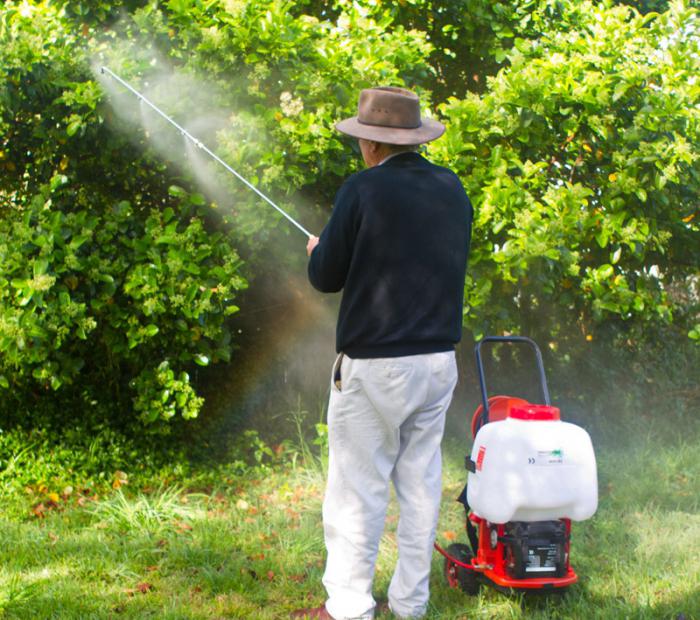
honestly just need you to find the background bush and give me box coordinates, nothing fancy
[0,0,697,432]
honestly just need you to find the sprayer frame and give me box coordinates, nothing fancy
[434,335,578,595]
[99,66,313,239]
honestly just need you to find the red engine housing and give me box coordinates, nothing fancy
[469,514,576,591]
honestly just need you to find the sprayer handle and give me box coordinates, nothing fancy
[474,336,551,428]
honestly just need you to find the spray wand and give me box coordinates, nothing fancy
[100,66,314,239]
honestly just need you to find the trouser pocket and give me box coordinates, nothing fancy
[331,352,345,392]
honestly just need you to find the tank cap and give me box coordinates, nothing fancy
[509,405,560,421]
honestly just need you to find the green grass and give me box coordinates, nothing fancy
[0,419,699,619]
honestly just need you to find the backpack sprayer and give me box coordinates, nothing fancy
[99,66,314,239]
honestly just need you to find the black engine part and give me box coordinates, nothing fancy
[500,520,568,579]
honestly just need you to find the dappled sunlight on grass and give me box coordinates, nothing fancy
[1,424,699,618]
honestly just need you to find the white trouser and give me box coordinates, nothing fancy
[322,351,458,620]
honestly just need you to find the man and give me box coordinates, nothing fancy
[295,87,472,620]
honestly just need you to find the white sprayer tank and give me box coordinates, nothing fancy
[467,405,598,524]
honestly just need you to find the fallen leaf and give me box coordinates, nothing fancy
[174,521,193,534]
[112,470,128,490]
[443,530,457,541]
[124,582,154,596]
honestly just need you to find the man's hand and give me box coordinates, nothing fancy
[307,235,320,256]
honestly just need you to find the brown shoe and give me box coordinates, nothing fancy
[290,604,335,619]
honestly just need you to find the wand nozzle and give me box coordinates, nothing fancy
[100,66,314,239]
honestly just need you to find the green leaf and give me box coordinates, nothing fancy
[66,118,81,136]
[189,193,206,206]
[50,174,69,191]
[194,354,209,366]
[69,234,89,249]
[594,230,609,248]
[144,324,159,337]
[0,375,9,389]
[33,259,49,277]
[597,264,614,280]
[168,185,187,198]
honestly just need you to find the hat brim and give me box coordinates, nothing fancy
[335,116,445,145]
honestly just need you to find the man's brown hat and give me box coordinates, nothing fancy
[335,87,445,145]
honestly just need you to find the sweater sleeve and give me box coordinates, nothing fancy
[307,178,359,293]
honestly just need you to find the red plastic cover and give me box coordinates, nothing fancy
[508,404,561,421]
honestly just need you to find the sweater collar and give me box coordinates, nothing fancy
[380,151,424,167]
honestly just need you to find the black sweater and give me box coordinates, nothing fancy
[308,152,472,358]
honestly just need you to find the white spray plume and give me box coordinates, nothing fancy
[96,62,313,237]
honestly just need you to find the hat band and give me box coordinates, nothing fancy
[357,115,422,130]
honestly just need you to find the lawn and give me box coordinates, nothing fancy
[0,414,698,619]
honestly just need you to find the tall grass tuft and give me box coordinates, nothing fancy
[89,485,204,534]
[286,397,329,475]
[0,574,39,614]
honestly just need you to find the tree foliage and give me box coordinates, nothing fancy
[430,0,699,341]
[0,0,697,428]
[0,3,249,425]
[0,0,433,426]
